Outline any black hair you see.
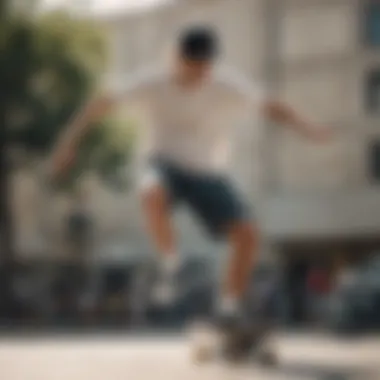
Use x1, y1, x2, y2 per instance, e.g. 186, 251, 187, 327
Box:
178, 26, 219, 61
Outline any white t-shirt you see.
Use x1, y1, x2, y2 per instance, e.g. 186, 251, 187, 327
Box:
107, 65, 266, 174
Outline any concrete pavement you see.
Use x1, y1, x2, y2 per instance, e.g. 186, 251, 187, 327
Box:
0, 333, 379, 380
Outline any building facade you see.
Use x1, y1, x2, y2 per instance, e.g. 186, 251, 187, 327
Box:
262, 0, 380, 249
13, 0, 380, 261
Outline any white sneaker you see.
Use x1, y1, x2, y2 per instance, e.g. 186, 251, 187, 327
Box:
151, 273, 177, 306
151, 255, 182, 306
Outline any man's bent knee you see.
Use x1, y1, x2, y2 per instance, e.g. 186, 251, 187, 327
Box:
141, 185, 169, 212
139, 165, 167, 206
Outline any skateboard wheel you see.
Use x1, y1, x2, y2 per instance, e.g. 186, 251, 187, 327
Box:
258, 351, 278, 367
193, 345, 214, 363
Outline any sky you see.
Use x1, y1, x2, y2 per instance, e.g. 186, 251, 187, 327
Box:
40, 0, 170, 14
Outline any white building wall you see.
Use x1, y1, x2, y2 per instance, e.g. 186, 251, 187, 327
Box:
13, 0, 380, 258
281, 2, 357, 61
275, 1, 364, 191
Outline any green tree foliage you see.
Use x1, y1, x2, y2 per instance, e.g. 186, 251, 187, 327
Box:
4, 11, 107, 153
0, 9, 134, 275
2, 11, 134, 190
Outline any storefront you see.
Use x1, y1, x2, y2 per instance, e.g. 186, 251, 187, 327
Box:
260, 190, 380, 328
272, 236, 380, 329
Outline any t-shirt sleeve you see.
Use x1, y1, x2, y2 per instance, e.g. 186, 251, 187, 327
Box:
103, 66, 158, 104
219, 68, 268, 111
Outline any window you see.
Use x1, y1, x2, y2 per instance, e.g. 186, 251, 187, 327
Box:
365, 1, 380, 46
368, 140, 380, 181
365, 69, 380, 113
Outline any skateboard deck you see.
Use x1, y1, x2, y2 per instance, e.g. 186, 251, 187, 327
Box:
190, 322, 279, 366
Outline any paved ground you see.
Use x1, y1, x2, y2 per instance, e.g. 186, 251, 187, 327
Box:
0, 333, 379, 380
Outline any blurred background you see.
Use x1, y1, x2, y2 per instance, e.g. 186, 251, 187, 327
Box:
1, 0, 380, 336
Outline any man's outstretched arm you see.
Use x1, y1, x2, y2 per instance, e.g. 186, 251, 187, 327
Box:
50, 95, 116, 178
225, 68, 332, 142
261, 99, 332, 142
51, 67, 155, 178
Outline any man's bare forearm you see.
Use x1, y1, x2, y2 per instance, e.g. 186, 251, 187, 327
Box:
262, 100, 315, 136
55, 95, 114, 153
262, 100, 332, 142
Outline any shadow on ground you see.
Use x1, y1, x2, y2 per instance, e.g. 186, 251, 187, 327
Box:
262, 362, 378, 380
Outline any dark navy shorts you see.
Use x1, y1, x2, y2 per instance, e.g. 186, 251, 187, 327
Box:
147, 157, 251, 239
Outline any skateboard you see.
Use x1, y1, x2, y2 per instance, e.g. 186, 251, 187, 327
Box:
190, 321, 279, 366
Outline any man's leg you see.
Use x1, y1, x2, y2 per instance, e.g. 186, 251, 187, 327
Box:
140, 183, 180, 304
220, 221, 258, 317
141, 184, 176, 259
184, 176, 258, 321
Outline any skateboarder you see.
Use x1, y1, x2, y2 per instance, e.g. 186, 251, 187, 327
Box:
51, 26, 332, 353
